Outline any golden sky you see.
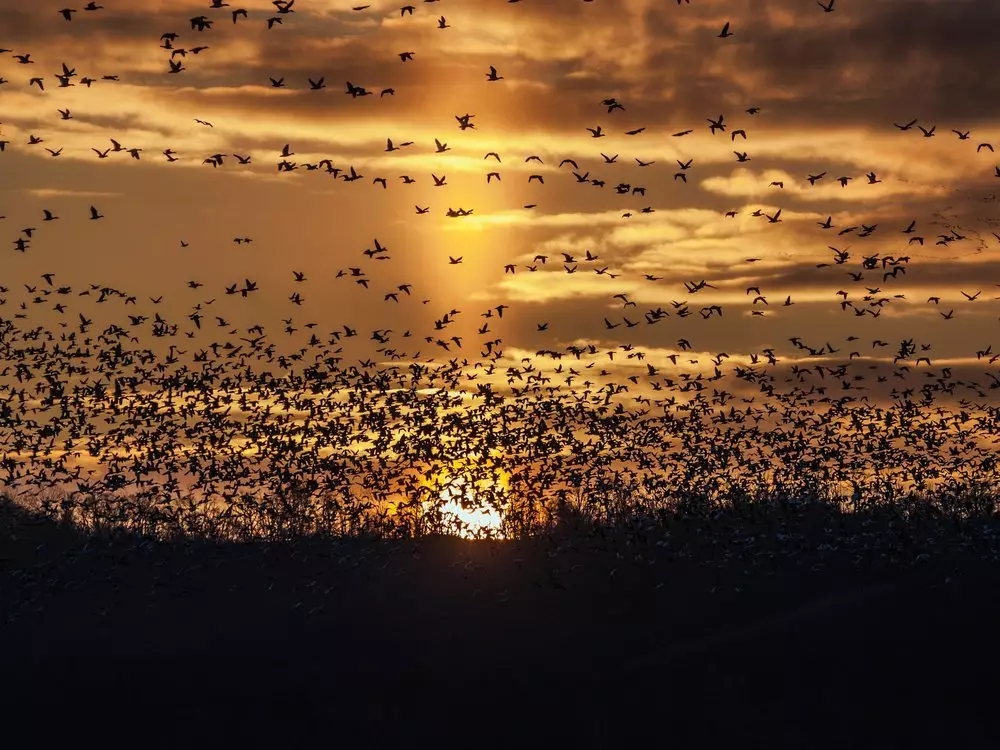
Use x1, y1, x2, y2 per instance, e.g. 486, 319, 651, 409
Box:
2, 0, 1000, 516
3, 0, 999, 359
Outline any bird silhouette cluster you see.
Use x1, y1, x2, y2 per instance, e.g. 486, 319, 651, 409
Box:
2, 0, 1000, 539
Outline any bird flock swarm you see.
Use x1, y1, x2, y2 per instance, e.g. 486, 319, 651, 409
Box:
2, 0, 1000, 539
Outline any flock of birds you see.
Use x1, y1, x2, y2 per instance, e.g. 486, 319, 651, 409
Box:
2, 0, 1000, 539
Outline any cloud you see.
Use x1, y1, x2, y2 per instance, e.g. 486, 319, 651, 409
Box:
22, 188, 124, 198
1, 0, 999, 406
700, 167, 954, 202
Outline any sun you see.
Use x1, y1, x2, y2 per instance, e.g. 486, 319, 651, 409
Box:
412, 452, 512, 538
437, 475, 505, 538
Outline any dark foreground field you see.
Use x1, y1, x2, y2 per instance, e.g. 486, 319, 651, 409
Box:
2, 499, 999, 749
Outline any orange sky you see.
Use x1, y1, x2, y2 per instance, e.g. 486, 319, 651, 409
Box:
2, 0, 1000, 498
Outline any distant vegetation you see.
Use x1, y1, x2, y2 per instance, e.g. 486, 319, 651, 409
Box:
9, 473, 1000, 550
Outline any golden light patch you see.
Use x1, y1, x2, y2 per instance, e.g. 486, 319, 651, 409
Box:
422, 454, 510, 537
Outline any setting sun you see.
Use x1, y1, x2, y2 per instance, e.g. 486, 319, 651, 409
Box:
437, 476, 505, 537
422, 456, 510, 537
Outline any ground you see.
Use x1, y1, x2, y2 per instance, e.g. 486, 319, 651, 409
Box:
2, 499, 999, 748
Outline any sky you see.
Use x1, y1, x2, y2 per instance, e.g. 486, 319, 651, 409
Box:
2, 0, 1000, 524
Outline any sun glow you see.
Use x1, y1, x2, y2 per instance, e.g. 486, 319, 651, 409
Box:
438, 477, 505, 537
426, 457, 509, 538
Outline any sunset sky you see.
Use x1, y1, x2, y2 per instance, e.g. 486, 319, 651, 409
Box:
3, 0, 1000, 401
